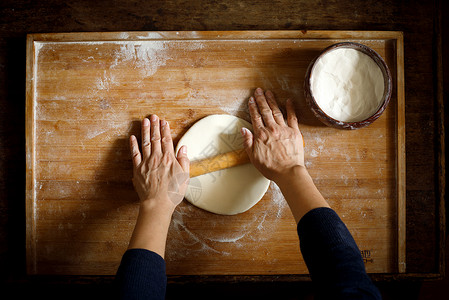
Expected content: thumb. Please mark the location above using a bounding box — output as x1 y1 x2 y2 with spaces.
176 145 190 174
241 127 253 155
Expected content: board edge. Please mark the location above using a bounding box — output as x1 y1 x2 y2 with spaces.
395 32 406 274
24 30 406 42
25 34 37 275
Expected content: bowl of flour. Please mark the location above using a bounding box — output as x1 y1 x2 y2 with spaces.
304 42 392 129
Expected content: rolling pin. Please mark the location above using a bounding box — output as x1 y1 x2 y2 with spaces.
189 148 250 177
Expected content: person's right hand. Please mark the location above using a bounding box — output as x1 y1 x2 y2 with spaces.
241 88 305 184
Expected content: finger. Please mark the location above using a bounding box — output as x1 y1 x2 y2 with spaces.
254 87 276 127
265 90 286 125
248 97 264 134
241 127 254 153
286 99 300 131
141 118 151 158
129 135 142 167
286 99 305 147
176 145 190 173
160 119 175 155
150 114 162 154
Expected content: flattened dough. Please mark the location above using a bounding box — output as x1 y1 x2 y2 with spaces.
175 114 270 215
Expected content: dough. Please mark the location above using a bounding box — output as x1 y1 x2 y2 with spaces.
175 114 270 215
311 48 385 122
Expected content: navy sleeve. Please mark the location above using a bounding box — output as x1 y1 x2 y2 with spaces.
114 248 166 300
297 207 382 300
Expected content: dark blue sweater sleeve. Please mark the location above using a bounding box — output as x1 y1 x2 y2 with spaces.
114 249 166 300
297 207 381 300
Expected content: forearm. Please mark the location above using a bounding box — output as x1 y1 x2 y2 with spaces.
275 166 330 224
298 208 381 299
115 249 167 300
128 200 174 258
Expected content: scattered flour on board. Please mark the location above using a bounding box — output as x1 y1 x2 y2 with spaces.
166 181 288 259
109 40 204 77
207 232 247 244
136 32 164 39
171 208 229 255
96 70 118 91
310 149 319 158
85 41 179 140
110 41 171 77
269 181 287 218
86 128 108 139
117 32 129 39
217 89 251 115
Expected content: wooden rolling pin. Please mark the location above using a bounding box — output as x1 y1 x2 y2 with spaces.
189 148 250 177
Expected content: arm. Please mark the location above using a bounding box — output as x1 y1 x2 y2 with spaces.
115 115 189 299
127 115 189 256
298 207 382 299
241 88 329 223
242 88 380 299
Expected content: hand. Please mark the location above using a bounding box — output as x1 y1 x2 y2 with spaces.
130 115 190 211
241 88 305 184
242 88 328 224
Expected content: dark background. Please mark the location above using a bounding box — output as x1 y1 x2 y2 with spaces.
0 0 447 299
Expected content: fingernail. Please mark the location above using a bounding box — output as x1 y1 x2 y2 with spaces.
160 119 167 127
150 114 158 122
241 128 247 136
249 97 255 103
143 118 150 126
182 145 187 154
255 88 263 95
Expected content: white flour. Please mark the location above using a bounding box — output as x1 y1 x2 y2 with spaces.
111 41 171 77
311 48 384 122
166 181 288 259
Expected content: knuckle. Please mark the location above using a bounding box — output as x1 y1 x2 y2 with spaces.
257 129 269 140
142 137 150 146
260 108 272 115
288 113 297 120
161 136 171 144
132 152 140 160
268 126 279 134
253 115 264 124
273 111 284 119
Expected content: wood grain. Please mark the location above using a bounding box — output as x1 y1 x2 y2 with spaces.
26 31 405 276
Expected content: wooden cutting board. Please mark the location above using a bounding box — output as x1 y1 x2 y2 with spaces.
26 31 405 276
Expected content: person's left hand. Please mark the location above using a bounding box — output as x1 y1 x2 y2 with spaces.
130 115 190 211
